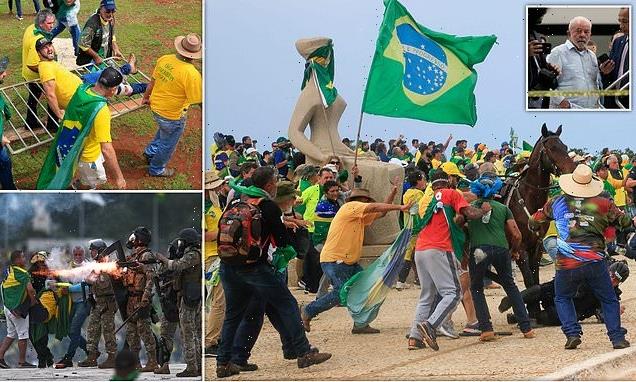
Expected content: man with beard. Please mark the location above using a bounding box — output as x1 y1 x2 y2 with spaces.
547 16 612 109
76 0 123 66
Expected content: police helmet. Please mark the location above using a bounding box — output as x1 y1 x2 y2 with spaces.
178 228 201 247
126 226 151 249
88 239 107 255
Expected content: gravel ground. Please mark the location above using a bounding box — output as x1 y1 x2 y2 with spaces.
0 363 197 381
206 257 636 380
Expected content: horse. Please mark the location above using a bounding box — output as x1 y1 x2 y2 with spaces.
501 124 576 314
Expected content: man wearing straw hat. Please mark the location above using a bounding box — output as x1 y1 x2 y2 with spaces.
530 164 635 350
204 171 226 358
142 33 202 178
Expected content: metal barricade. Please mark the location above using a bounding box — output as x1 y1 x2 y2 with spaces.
603 70 630 110
0 57 150 154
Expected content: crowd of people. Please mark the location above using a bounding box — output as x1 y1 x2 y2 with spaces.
527 8 630 109
0 227 203 378
206 130 636 377
0 0 202 189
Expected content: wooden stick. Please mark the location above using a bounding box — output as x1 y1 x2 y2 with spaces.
353 110 364 167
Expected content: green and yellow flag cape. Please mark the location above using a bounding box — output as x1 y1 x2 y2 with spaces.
36 83 106 190
1 266 29 310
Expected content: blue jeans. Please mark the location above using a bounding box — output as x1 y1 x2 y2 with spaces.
554 260 626 345
469 245 531 333
82 63 132 85
11 0 40 17
144 112 186 175
217 262 310 365
304 262 363 323
66 300 89 358
50 23 80 54
0 147 17 190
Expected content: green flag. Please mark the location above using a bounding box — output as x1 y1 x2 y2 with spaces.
301 42 338 107
523 140 534 151
36 83 106 190
362 0 496 126
0 93 11 138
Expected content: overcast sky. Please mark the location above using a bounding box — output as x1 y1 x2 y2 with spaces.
205 0 631 169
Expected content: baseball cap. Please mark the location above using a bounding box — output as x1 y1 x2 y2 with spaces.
501 141 509 147
245 147 257 155
440 162 465 178
98 67 123 88
35 38 52 52
100 0 116 11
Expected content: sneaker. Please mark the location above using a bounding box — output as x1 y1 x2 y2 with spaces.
613 339 630 349
18 362 36 368
479 331 497 342
462 321 481 335
235 362 258 372
0 359 9 369
417 322 439 351
297 351 332 369
151 168 175 177
394 281 410 291
300 305 311 333
216 363 240 378
351 325 380 334
17 15 24 20
565 336 582 350
205 344 218 358
437 321 459 339
407 337 426 350
297 280 307 290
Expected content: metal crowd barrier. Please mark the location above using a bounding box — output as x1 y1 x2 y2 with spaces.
603 70 630 110
0 57 150 155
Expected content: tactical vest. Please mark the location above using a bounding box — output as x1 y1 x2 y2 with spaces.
123 247 154 294
178 247 202 308
91 273 115 297
76 12 114 66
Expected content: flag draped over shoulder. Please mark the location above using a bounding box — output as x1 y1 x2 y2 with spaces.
36 83 106 190
339 221 412 327
1 266 30 310
362 0 496 126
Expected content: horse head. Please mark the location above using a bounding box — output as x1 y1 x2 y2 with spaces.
531 124 576 176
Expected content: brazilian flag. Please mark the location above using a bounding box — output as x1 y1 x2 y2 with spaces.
36 83 106 190
523 140 534 151
362 0 496 126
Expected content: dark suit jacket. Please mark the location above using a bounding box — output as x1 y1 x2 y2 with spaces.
603 35 629 109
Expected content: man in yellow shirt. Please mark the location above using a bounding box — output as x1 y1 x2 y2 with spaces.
22 9 58 132
36 39 148 121
302 184 412 334
74 68 126 189
142 33 202 177
204 171 225 357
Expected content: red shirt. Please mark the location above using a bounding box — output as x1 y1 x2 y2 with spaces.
415 188 469 252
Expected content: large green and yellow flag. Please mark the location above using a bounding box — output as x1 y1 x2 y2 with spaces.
362 0 496 126
1 265 30 310
36 83 106 190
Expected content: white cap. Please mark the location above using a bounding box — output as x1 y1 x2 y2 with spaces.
245 147 257 155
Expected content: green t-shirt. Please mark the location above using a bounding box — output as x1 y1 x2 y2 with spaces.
466 199 513 249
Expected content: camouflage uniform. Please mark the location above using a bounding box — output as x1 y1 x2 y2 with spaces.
122 246 157 365
85 272 117 355
165 246 202 374
155 265 180 371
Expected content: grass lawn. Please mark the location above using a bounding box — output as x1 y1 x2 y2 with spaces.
0 0 202 189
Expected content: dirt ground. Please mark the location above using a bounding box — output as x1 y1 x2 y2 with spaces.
0 363 197 381
206 257 636 380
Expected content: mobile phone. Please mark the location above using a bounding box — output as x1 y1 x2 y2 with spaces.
540 42 552 55
598 53 610 65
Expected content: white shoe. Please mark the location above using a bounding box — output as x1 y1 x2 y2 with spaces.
394 281 410 290
437 321 459 339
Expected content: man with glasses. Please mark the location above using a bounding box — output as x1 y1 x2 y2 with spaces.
76 0 123 67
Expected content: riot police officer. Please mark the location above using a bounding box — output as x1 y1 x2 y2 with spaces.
153 238 180 375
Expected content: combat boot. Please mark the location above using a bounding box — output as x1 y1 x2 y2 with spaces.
98 353 116 369
176 364 200 377
78 351 99 367
154 363 170 374
140 352 159 372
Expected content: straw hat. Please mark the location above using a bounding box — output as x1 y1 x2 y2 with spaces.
558 164 603 198
205 171 225 190
174 33 202 60
346 188 376 203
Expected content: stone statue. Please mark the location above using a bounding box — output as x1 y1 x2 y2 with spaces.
288 37 403 247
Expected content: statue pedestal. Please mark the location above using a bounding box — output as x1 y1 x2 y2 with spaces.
340 156 404 246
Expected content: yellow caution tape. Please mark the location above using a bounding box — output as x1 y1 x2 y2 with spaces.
527 89 629 97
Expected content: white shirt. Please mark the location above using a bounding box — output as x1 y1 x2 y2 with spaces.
546 39 601 109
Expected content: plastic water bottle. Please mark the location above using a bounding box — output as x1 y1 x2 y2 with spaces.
482 210 492 224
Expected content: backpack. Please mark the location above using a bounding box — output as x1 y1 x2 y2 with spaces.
217 197 264 264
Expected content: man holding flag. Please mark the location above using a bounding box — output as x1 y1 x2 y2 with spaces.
36 67 127 190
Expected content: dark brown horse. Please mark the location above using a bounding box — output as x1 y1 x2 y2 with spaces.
503 124 576 302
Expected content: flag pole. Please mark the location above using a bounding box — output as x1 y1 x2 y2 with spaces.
353 110 364 167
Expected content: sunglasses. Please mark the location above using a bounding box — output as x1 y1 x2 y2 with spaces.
330 161 340 165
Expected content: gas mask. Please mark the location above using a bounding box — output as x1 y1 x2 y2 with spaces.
168 238 186 260
125 233 136 249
